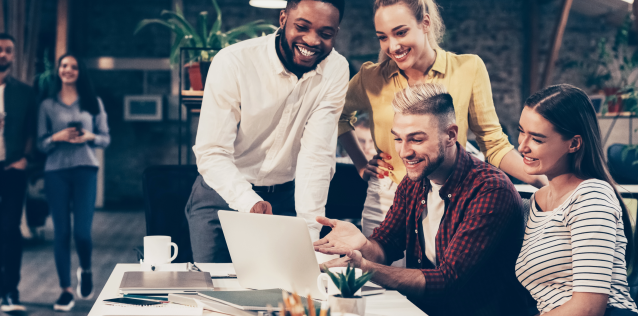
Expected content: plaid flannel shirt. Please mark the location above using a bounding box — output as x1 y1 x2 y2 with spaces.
370 143 534 316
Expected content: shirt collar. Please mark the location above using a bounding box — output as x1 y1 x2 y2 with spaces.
425 142 471 199
268 28 329 78
387 48 447 79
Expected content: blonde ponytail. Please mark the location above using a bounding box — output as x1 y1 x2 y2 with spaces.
374 0 445 63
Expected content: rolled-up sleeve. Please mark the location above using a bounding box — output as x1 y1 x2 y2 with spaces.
193 52 263 214
338 63 372 137
296 62 349 241
467 56 514 168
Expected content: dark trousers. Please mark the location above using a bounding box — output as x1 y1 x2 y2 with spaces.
45 167 97 288
0 163 27 295
185 175 296 263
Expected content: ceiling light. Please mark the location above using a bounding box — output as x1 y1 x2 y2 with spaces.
249 0 287 9
622 0 633 3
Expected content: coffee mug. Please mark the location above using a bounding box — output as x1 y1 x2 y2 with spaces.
317 267 363 297
143 236 178 265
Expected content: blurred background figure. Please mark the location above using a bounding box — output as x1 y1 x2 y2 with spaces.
0 32 37 313
37 53 110 312
337 113 377 163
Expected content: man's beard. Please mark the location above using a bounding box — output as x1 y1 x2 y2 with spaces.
407 141 446 182
0 61 12 72
279 24 329 75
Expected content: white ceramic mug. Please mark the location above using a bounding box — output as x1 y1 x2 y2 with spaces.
316 267 363 297
143 236 178 265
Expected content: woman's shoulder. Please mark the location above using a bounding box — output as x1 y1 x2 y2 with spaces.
572 178 615 197
440 49 487 74
567 179 620 217
351 59 397 92
356 60 390 77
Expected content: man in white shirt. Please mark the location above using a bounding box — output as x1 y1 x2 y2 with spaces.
186 0 348 263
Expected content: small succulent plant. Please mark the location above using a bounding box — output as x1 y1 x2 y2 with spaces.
322 264 374 298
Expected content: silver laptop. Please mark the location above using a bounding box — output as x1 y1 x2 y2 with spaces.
219 211 327 298
219 211 385 299
119 271 214 294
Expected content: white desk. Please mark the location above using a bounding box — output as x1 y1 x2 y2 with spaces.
88 263 426 316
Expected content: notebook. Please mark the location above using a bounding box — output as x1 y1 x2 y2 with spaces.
119 271 214 294
101 303 203 315
197 289 313 311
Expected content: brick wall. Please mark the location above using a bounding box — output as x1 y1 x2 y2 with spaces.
60 0 618 204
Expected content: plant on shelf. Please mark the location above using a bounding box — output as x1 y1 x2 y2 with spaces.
33 48 56 102
566 14 638 115
134 0 277 89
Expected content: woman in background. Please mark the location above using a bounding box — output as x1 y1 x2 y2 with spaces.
338 0 546 239
516 84 637 316
37 53 110 312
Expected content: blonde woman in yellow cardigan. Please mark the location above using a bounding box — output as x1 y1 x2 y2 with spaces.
339 0 547 240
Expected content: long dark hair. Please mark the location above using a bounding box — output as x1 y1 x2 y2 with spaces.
53 53 99 115
525 84 635 267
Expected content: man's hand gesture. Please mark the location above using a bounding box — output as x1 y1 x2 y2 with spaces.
249 201 273 214
313 216 368 254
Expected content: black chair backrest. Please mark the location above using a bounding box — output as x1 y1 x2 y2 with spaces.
143 165 199 263
519 191 533 232
608 144 638 185
325 163 368 220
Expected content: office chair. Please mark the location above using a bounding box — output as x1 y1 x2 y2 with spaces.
608 144 638 185
322 163 368 237
142 165 199 263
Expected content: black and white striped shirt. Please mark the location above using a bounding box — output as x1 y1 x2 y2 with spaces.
516 179 637 314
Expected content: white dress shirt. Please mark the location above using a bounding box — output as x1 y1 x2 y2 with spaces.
193 31 349 240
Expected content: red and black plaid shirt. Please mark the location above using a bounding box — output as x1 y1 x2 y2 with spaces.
370 143 534 316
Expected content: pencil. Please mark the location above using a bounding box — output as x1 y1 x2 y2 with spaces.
319 300 328 316
307 294 315 316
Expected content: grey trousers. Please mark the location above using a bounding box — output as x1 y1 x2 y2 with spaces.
185 175 296 263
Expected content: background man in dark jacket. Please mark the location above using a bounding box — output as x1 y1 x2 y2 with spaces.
0 33 37 312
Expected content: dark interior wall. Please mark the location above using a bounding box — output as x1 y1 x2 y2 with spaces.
43 0 617 205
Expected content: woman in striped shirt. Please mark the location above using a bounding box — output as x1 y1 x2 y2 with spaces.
515 84 637 316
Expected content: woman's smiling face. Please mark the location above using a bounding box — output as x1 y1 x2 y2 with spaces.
374 3 428 70
518 106 578 178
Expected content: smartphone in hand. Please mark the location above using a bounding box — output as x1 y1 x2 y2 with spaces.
67 121 84 136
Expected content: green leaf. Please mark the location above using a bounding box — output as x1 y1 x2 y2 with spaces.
322 265 343 291
170 35 191 65
210 0 223 32
347 264 356 293
134 18 175 35
198 12 209 46
352 271 375 294
338 273 352 298
161 10 203 46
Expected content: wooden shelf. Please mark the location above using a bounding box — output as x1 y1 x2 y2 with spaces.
598 112 637 118
181 90 204 96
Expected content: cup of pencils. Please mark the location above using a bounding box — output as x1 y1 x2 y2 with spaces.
279 291 329 316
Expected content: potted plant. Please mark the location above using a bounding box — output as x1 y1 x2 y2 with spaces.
566 14 638 115
134 0 277 90
33 48 56 102
322 264 374 315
